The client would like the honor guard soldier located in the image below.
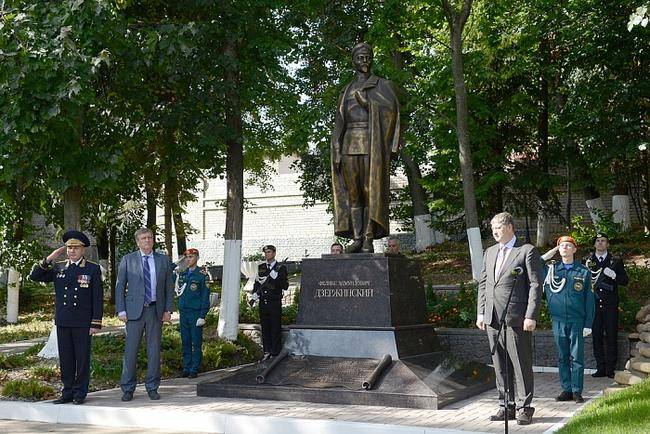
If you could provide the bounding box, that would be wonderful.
[29,230,103,405]
[175,248,210,378]
[251,245,288,360]
[585,232,629,378]
[543,236,595,403]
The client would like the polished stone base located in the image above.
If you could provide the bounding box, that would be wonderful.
[197,352,494,409]
[198,255,495,409]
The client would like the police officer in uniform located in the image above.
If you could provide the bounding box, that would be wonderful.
[30,230,103,405]
[585,232,629,378]
[175,248,210,378]
[251,245,288,360]
[543,236,595,403]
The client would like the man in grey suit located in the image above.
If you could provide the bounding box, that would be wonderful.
[116,228,174,401]
[476,212,542,426]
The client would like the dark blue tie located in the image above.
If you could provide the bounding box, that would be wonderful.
[143,255,152,304]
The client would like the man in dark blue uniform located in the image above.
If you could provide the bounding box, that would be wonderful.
[586,232,629,378]
[175,248,210,378]
[30,230,103,405]
[251,245,288,360]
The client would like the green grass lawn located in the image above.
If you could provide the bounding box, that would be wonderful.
[558,381,650,434]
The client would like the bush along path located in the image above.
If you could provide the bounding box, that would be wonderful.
[0,315,261,401]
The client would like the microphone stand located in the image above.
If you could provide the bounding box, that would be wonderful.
[490,267,523,434]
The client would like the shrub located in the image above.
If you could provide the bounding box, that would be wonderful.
[426,282,478,328]
[28,364,59,381]
[570,210,623,246]
[1,379,57,401]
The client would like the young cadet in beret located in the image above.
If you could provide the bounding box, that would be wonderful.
[251,245,288,361]
[29,230,103,405]
[175,248,210,378]
[585,232,629,378]
[542,236,595,404]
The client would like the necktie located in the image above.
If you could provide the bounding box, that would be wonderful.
[143,256,152,304]
[495,245,507,278]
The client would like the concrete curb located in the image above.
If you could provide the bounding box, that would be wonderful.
[0,400,486,434]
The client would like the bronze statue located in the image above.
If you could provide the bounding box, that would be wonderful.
[331,43,401,253]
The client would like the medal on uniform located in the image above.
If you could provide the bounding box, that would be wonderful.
[574,281,583,291]
[190,282,198,291]
[78,274,90,288]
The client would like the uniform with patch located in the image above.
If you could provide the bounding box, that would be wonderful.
[176,266,210,375]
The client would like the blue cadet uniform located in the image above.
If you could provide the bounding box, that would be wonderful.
[176,258,210,376]
[544,259,595,395]
[29,230,103,404]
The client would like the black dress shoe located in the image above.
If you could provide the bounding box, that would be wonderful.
[181,371,190,378]
[516,407,534,425]
[188,373,198,379]
[53,396,73,404]
[73,397,85,405]
[592,370,607,377]
[121,391,134,402]
[489,407,515,421]
[556,391,573,401]
[147,390,160,400]
[573,393,584,403]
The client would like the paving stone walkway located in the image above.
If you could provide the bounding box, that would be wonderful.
[0,368,613,434]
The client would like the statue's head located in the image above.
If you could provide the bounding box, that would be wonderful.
[351,42,373,74]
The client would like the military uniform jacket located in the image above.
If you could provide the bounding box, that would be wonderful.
[584,252,629,306]
[176,267,210,318]
[543,261,595,326]
[30,258,103,329]
[252,262,288,303]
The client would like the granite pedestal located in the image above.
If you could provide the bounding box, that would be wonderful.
[198,254,494,409]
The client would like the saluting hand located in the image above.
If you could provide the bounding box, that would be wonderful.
[46,246,67,263]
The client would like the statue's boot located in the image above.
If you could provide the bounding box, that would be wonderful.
[345,207,364,253]
[361,207,374,253]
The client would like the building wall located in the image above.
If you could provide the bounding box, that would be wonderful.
[162,156,413,264]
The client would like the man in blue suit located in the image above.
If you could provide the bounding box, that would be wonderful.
[116,228,174,401]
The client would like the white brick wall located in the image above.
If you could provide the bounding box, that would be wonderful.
[160,156,413,265]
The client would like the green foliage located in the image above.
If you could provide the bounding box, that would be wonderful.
[239,290,260,324]
[0,343,44,370]
[242,253,264,262]
[570,210,624,246]
[426,282,478,328]
[28,364,59,381]
[1,379,57,401]
[557,379,650,434]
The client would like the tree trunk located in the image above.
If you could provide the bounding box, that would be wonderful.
[641,149,650,235]
[163,181,174,257]
[218,36,244,341]
[441,0,483,280]
[401,149,435,252]
[612,178,631,231]
[584,185,603,225]
[145,180,158,236]
[173,195,187,256]
[63,185,82,230]
[536,37,551,247]
[108,226,117,306]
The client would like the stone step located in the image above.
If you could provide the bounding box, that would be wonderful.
[629,332,640,340]
[639,331,650,344]
[629,357,650,374]
[603,384,628,395]
[614,370,646,386]
[631,347,640,358]
[636,304,650,322]
[637,322,650,333]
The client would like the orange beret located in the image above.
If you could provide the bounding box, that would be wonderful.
[183,248,199,256]
[556,236,577,247]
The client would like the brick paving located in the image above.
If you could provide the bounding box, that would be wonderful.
[41,369,611,433]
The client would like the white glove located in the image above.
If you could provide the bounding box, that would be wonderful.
[603,267,617,279]
[251,292,260,301]
[583,328,592,337]
[269,270,278,279]
[118,311,127,322]
[196,318,205,327]
[541,246,560,261]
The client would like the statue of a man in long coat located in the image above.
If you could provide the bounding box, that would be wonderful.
[331,42,401,253]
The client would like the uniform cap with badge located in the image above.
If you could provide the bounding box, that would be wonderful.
[262,245,276,253]
[63,230,91,247]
